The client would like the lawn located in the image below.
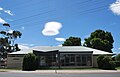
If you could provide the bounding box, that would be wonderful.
[1,67,120,71]
[116,67,120,70]
[37,67,100,70]
[0,67,100,71]
[0,68,21,72]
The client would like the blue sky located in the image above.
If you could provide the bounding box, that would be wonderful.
[0,0,120,53]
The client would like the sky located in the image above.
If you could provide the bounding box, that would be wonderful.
[0,0,120,53]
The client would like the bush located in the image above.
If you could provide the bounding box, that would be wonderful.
[97,55,105,68]
[102,56,115,70]
[113,61,120,67]
[22,53,39,71]
[97,55,115,70]
[115,54,120,61]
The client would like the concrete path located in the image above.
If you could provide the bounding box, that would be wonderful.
[1,69,120,74]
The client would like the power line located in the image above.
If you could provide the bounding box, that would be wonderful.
[5,0,44,10]
[12,0,81,16]
[61,0,110,13]
[14,4,120,28]
[11,13,55,28]
[76,0,109,8]
[75,4,120,15]
[10,0,106,23]
[9,10,55,23]
[8,0,120,29]
[11,5,110,29]
[3,0,98,23]
[11,0,91,10]
[13,5,50,16]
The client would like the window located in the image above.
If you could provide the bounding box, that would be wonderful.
[82,55,87,66]
[39,53,58,67]
[60,53,92,67]
[76,55,82,66]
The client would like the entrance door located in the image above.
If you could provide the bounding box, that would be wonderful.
[40,56,46,66]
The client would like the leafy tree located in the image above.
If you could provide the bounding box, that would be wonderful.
[62,36,81,46]
[7,30,22,46]
[84,29,114,53]
[0,23,22,58]
[115,53,120,61]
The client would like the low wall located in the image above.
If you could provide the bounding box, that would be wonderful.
[7,55,24,68]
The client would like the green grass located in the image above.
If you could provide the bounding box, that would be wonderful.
[59,68,100,70]
[1,67,120,71]
[0,67,101,71]
[0,68,21,72]
[116,67,120,70]
[0,69,7,72]
[37,67,100,70]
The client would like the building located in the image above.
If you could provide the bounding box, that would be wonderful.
[7,46,113,68]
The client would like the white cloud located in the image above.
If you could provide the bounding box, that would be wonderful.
[0,7,14,16]
[81,40,85,45]
[18,45,30,49]
[21,26,25,30]
[4,10,14,16]
[58,44,62,46]
[109,0,120,15]
[42,21,62,36]
[6,19,13,21]
[19,43,34,47]
[18,43,35,49]
[55,38,65,42]
[8,29,13,33]
[29,44,34,46]
[0,17,7,24]
[118,48,120,50]
[0,7,3,10]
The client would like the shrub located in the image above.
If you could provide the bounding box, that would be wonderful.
[115,53,120,61]
[102,56,115,70]
[22,53,39,71]
[97,55,115,70]
[113,61,120,67]
[97,55,105,68]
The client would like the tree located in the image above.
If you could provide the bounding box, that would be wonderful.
[84,29,114,53]
[22,53,38,71]
[115,53,120,61]
[7,30,22,46]
[0,23,22,58]
[62,36,81,46]
[0,37,9,58]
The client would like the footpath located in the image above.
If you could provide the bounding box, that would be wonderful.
[0,69,120,74]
